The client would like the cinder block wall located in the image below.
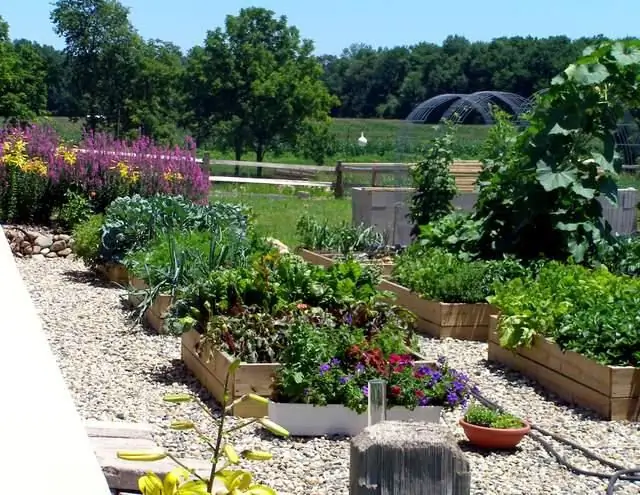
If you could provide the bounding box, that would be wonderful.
[352,187,638,246]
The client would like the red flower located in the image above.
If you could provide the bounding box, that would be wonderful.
[390,385,402,396]
[296,303,308,310]
[414,390,425,398]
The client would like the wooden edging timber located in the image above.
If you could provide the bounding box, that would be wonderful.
[181,329,434,418]
[96,262,129,285]
[487,315,640,420]
[298,248,395,277]
[378,279,495,341]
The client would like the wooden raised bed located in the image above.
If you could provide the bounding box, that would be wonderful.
[181,329,434,418]
[299,248,394,276]
[487,315,640,420]
[96,262,129,284]
[378,279,495,341]
[181,330,274,418]
[127,277,173,334]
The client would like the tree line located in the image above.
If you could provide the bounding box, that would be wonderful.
[0,0,622,163]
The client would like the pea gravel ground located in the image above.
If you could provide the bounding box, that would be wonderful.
[17,256,640,495]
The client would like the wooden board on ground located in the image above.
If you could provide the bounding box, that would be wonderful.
[487,315,640,420]
[86,420,210,492]
[378,279,494,341]
[298,248,395,277]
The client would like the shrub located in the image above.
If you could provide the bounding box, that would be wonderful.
[72,214,104,266]
[489,262,640,367]
[393,246,528,304]
[55,190,94,230]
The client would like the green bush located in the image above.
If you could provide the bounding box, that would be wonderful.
[72,214,104,266]
[393,246,528,304]
[464,404,523,429]
[56,190,94,231]
[489,262,640,367]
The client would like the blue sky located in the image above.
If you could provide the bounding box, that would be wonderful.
[3,0,639,55]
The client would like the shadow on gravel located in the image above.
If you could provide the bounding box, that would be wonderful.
[145,358,223,415]
[479,358,601,421]
[62,269,117,289]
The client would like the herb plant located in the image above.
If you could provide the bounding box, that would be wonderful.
[72,214,104,266]
[464,403,524,429]
[393,246,528,303]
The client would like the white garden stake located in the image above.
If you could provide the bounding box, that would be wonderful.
[367,379,387,427]
[357,131,368,147]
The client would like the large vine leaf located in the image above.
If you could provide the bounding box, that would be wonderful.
[611,42,640,66]
[565,63,609,86]
[536,162,578,191]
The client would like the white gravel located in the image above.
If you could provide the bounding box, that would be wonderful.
[17,256,640,495]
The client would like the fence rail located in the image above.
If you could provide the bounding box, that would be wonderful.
[75,148,484,195]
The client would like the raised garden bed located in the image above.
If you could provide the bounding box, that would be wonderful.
[181,330,434,419]
[298,248,394,276]
[96,262,129,284]
[378,279,495,341]
[267,402,442,437]
[127,277,173,334]
[181,330,274,418]
[487,315,640,420]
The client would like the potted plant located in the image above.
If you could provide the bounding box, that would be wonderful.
[459,403,530,449]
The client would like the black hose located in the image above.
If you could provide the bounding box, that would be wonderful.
[469,388,640,492]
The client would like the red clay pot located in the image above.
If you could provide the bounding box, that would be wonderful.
[459,418,531,449]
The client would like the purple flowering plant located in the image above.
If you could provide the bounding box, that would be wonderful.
[276,344,472,414]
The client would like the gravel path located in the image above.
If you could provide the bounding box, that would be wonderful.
[18,257,640,495]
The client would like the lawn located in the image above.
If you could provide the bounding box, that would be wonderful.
[209,189,351,248]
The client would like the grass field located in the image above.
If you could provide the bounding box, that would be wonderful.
[209,189,351,247]
[39,116,489,165]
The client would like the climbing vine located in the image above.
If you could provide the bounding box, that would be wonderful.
[472,39,640,263]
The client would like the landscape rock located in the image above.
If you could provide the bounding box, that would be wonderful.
[35,235,53,248]
[3,226,74,258]
[32,254,45,260]
[51,240,66,252]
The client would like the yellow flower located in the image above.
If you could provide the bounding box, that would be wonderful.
[56,145,77,165]
[163,170,184,182]
[22,158,48,176]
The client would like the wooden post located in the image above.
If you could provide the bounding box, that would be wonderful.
[335,161,344,199]
[202,153,211,174]
[350,421,470,495]
[371,167,378,187]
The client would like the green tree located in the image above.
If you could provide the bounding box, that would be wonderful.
[0,18,47,122]
[51,0,139,134]
[184,7,337,171]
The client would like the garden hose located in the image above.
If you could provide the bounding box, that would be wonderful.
[469,387,640,494]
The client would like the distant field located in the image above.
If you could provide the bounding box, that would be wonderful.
[38,116,489,164]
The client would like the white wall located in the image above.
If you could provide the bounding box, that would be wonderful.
[0,227,111,495]
[352,187,638,246]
